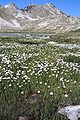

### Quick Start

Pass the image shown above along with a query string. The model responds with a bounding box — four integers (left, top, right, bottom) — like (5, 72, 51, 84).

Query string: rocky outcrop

(58, 105, 80, 120)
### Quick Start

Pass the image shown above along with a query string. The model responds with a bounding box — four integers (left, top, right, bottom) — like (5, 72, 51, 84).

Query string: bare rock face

(58, 105, 80, 120)
(0, 3, 80, 32)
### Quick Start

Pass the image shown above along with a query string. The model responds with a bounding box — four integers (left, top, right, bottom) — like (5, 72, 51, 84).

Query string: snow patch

(38, 21, 49, 28)
(16, 13, 36, 21)
(4, 4, 10, 8)
(0, 17, 15, 28)
(16, 13, 26, 19)
(10, 19, 21, 28)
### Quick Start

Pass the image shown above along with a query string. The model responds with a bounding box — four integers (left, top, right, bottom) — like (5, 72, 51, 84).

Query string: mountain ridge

(0, 3, 80, 33)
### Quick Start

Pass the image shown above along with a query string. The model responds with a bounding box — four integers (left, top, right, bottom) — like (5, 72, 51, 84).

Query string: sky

(0, 0, 80, 16)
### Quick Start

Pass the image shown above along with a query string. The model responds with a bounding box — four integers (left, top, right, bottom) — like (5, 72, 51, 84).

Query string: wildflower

(63, 85, 66, 88)
(9, 84, 12, 87)
(74, 81, 77, 84)
(0, 77, 2, 82)
(48, 86, 50, 88)
(49, 75, 51, 77)
(28, 80, 30, 83)
(58, 86, 60, 89)
(38, 91, 41, 94)
(23, 80, 26, 82)
(70, 90, 72, 92)
(40, 81, 42, 84)
(50, 92, 53, 96)
(17, 83, 19, 86)
(45, 83, 47, 85)
(64, 94, 68, 98)
(60, 77, 63, 81)
(36, 81, 38, 83)
(25, 82, 27, 85)
(4, 87, 6, 90)
(21, 91, 24, 94)
(11, 80, 13, 82)
(6, 60, 11, 64)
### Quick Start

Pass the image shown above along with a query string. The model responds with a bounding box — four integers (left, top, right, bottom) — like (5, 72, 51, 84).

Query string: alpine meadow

(0, 2, 80, 120)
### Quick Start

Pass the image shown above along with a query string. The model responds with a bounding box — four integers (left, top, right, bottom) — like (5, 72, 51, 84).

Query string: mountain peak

(24, 3, 63, 17)
(45, 3, 55, 7)
(4, 3, 18, 9)
(29, 3, 37, 6)
(25, 3, 55, 8)
(9, 3, 16, 6)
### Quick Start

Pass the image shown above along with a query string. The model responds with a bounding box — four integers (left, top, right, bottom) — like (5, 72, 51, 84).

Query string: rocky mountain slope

(0, 3, 80, 33)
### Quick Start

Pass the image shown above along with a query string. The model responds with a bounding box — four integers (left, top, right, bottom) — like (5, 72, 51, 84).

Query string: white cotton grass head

(36, 81, 38, 83)
(38, 91, 41, 94)
(39, 81, 42, 84)
(4, 87, 6, 90)
(45, 83, 47, 85)
(9, 84, 12, 87)
(21, 91, 24, 94)
(64, 94, 68, 98)
(50, 92, 53, 96)
(48, 85, 50, 88)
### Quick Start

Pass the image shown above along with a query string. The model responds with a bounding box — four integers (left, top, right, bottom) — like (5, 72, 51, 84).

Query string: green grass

(0, 33, 80, 120)
(0, 36, 49, 44)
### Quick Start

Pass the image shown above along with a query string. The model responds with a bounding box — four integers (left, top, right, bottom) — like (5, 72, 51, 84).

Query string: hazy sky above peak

(0, 0, 80, 16)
